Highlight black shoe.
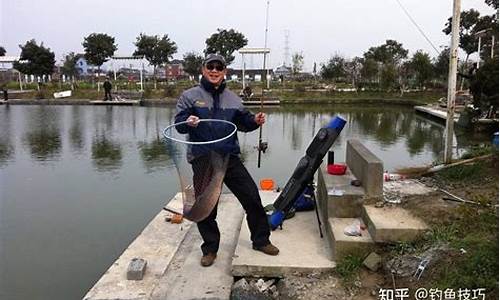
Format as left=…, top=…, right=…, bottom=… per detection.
left=252, top=243, right=279, bottom=256
left=200, top=253, right=217, bottom=267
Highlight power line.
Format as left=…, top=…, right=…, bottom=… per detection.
left=395, top=0, right=441, bottom=55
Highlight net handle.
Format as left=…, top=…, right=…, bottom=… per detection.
left=163, top=119, right=237, bottom=145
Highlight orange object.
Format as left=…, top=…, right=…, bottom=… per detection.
left=170, top=214, right=183, bottom=224
left=260, top=178, right=275, bottom=190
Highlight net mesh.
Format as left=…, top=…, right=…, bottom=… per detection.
left=163, top=119, right=236, bottom=222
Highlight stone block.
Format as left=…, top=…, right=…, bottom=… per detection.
left=363, top=252, right=382, bottom=272
left=127, top=258, right=147, bottom=280
left=329, top=218, right=374, bottom=260
left=321, top=166, right=365, bottom=218
left=362, top=205, right=428, bottom=243
left=346, top=139, right=383, bottom=197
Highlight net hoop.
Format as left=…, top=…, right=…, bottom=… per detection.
left=163, top=119, right=237, bottom=145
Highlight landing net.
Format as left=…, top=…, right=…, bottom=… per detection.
left=163, top=119, right=237, bottom=222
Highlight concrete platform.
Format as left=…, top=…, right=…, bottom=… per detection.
left=362, top=205, right=428, bottom=243
left=90, top=100, right=141, bottom=105
left=151, top=195, right=245, bottom=300
left=83, top=193, right=194, bottom=300
left=232, top=191, right=335, bottom=277
left=415, top=105, right=459, bottom=122
left=329, top=218, right=374, bottom=260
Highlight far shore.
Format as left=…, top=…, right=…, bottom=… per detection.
left=2, top=97, right=428, bottom=106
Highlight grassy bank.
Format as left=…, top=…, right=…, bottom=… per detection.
left=5, top=80, right=444, bottom=105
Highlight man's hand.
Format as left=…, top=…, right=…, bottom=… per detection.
left=186, top=115, right=200, bottom=127
left=255, top=112, right=266, bottom=126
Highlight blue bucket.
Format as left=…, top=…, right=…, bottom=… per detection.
left=493, top=132, right=499, bottom=147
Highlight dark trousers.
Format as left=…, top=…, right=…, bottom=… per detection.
left=104, top=90, right=112, bottom=100
left=195, top=155, right=270, bottom=255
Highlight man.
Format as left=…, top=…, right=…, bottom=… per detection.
left=103, top=77, right=112, bottom=101
left=175, top=54, right=279, bottom=267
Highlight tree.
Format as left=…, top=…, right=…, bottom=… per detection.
left=61, top=52, right=80, bottom=89
left=13, top=39, right=55, bottom=89
left=380, top=64, right=398, bottom=91
left=443, top=10, right=481, bottom=65
left=469, top=57, right=498, bottom=114
left=360, top=58, right=378, bottom=85
left=345, top=57, right=363, bottom=90
left=182, top=52, right=204, bottom=80
left=0, top=46, right=5, bottom=56
left=204, top=28, right=248, bottom=65
left=320, top=54, right=347, bottom=82
left=363, top=40, right=408, bottom=90
left=485, top=0, right=498, bottom=9
left=291, top=52, right=304, bottom=76
left=433, top=47, right=450, bottom=82
left=134, top=33, right=177, bottom=89
left=61, top=52, right=79, bottom=77
left=82, top=33, right=117, bottom=90
left=364, top=39, right=408, bottom=64
left=410, top=50, right=434, bottom=88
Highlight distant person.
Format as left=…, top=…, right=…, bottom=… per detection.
left=103, top=77, right=112, bottom=101
left=242, top=85, right=253, bottom=99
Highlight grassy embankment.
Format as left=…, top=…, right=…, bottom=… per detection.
left=5, top=80, right=444, bottom=105
left=335, top=145, right=498, bottom=297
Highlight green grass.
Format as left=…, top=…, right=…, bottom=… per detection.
left=460, top=145, right=496, bottom=159
left=436, top=161, right=488, bottom=182
left=335, top=254, right=364, bottom=282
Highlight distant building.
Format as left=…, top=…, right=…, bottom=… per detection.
left=117, top=67, right=142, bottom=80
left=226, top=68, right=274, bottom=81
left=165, top=59, right=185, bottom=80
left=75, top=55, right=97, bottom=76
left=274, top=64, right=292, bottom=78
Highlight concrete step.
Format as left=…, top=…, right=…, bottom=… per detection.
left=362, top=205, right=428, bottom=243
left=232, top=191, right=335, bottom=277
left=321, top=166, right=365, bottom=218
left=327, top=218, right=375, bottom=261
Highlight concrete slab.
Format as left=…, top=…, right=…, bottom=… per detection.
left=151, top=194, right=245, bottom=300
left=90, top=100, right=141, bottom=105
left=329, top=218, right=374, bottom=260
left=83, top=193, right=193, bottom=300
left=232, top=191, right=335, bottom=277
left=363, top=205, right=428, bottom=243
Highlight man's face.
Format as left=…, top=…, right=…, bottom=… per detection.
left=202, top=61, right=226, bottom=85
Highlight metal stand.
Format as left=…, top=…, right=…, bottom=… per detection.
left=307, top=182, right=324, bottom=238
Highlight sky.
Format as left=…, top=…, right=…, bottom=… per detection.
left=0, top=0, right=496, bottom=71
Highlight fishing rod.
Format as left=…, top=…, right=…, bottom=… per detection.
left=257, top=0, right=270, bottom=168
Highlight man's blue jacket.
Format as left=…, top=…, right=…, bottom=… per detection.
left=175, top=77, right=259, bottom=162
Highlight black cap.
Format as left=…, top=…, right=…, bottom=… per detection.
left=204, top=54, right=226, bottom=66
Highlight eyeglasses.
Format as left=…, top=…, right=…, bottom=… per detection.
left=206, top=63, right=225, bottom=71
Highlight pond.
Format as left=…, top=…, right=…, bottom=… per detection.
left=0, top=104, right=478, bottom=299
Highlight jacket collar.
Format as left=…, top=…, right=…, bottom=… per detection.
left=200, top=76, right=226, bottom=95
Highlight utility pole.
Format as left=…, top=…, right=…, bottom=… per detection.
left=444, top=0, right=461, bottom=164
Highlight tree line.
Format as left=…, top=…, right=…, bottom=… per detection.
left=0, top=0, right=497, bottom=93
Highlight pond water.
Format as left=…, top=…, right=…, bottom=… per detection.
left=0, top=104, right=477, bottom=299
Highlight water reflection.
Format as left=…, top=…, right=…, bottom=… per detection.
left=69, top=106, right=85, bottom=154
left=0, top=106, right=14, bottom=166
left=91, top=134, right=123, bottom=171
left=138, top=136, right=172, bottom=173
left=23, top=106, right=62, bottom=161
